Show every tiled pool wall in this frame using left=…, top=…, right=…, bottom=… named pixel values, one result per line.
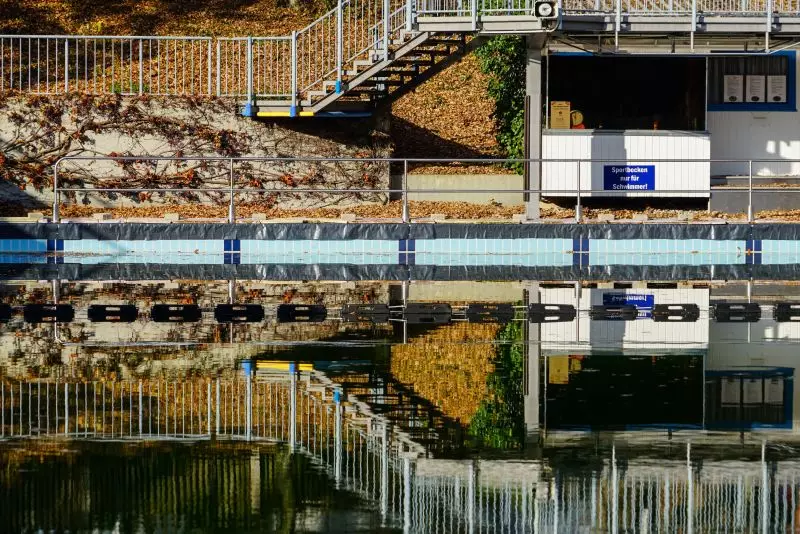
left=0, top=222, right=797, bottom=280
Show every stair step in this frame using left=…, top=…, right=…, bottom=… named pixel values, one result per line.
left=361, top=79, right=405, bottom=87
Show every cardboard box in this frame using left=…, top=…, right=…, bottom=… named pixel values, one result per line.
left=550, top=101, right=571, bottom=129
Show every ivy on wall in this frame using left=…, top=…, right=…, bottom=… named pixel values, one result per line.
left=475, top=35, right=527, bottom=174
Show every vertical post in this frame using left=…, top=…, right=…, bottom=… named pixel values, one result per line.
left=246, top=373, right=252, bottom=441
left=334, top=389, right=343, bottom=485
left=575, top=161, right=582, bottom=223
left=381, top=422, right=390, bottom=519
left=748, top=160, right=754, bottom=223
left=612, top=443, right=618, bottom=534
left=289, top=368, right=297, bottom=450
left=615, top=0, right=621, bottom=49
left=690, top=0, right=696, bottom=50
left=766, top=0, right=772, bottom=51
left=290, top=31, right=298, bottom=117
left=64, top=39, right=69, bottom=93
left=687, top=441, right=694, bottom=534
left=215, top=379, right=220, bottom=435
left=525, top=38, right=543, bottom=220
left=403, top=457, right=412, bottom=534
left=207, top=39, right=213, bottom=96
left=215, top=40, right=221, bottom=96
left=467, top=461, right=476, bottom=534
left=138, top=380, right=143, bottom=435
left=64, top=382, right=69, bottom=436
left=207, top=380, right=212, bottom=436
left=229, top=158, right=235, bottom=223
left=138, top=39, right=143, bottom=94
left=52, top=163, right=59, bottom=223
left=761, top=440, right=768, bottom=534
left=383, top=0, right=391, bottom=61
left=402, top=160, right=410, bottom=223
left=246, top=36, right=254, bottom=114
left=336, top=0, right=344, bottom=92
left=406, top=0, right=414, bottom=31
left=471, top=0, right=478, bottom=29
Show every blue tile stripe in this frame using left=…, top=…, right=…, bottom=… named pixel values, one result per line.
left=399, top=239, right=416, bottom=265
left=746, top=239, right=763, bottom=265
left=572, top=238, right=589, bottom=267
left=224, top=239, right=241, bottom=264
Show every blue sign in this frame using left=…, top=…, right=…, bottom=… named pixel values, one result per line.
left=603, top=165, right=655, bottom=191
left=602, top=293, right=654, bottom=319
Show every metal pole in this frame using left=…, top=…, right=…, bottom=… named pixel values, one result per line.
left=402, top=159, right=410, bottom=223
left=246, top=374, right=252, bottom=441
left=246, top=36, right=254, bottom=106
left=575, top=161, right=582, bottom=223
left=334, top=389, right=342, bottom=485
left=471, top=0, right=478, bottom=30
left=290, top=31, right=298, bottom=117
left=687, top=441, right=694, bottom=534
left=207, top=39, right=213, bottom=96
left=289, top=369, right=297, bottom=450
left=383, top=0, right=391, bottom=61
left=207, top=380, right=212, bottom=436
left=467, top=461, right=476, bottom=534
left=403, top=457, right=412, bottom=534
left=64, top=39, right=69, bottom=93
left=612, top=443, right=618, bottom=534
left=138, top=380, right=142, bottom=435
left=64, top=382, right=68, bottom=436
left=215, top=379, right=220, bottom=435
left=761, top=441, right=768, bottom=534
left=381, top=422, right=389, bottom=519
left=52, top=162, right=59, bottom=223
left=406, top=0, right=414, bottom=31
left=748, top=160, right=754, bottom=223
left=138, top=39, right=143, bottom=94
left=336, top=0, right=344, bottom=92
left=229, top=158, right=235, bottom=223
left=215, top=40, right=221, bottom=96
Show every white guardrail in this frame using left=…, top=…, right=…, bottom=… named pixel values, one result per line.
left=0, top=0, right=796, bottom=106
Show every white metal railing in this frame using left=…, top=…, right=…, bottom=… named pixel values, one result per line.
left=50, top=155, right=800, bottom=224
left=0, top=35, right=213, bottom=95
left=3, top=0, right=800, bottom=106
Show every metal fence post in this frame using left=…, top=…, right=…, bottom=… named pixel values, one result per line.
left=336, top=0, right=344, bottom=92
left=471, top=0, right=478, bottom=29
left=289, top=369, right=297, bottom=450
left=207, top=40, right=213, bottom=96
left=52, top=162, right=60, bottom=223
left=229, top=158, right=235, bottom=223
left=64, top=39, right=69, bottom=93
left=291, top=31, right=298, bottom=117
left=138, top=39, right=144, bottom=94
left=383, top=0, right=391, bottom=61
left=575, top=161, right=582, bottom=223
left=748, top=160, right=754, bottom=223
left=246, top=36, right=254, bottom=106
left=406, top=0, right=414, bottom=31
left=215, top=40, right=221, bottom=96
left=402, top=160, right=410, bottom=223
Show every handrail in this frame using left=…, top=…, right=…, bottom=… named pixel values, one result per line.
left=50, top=155, right=800, bottom=224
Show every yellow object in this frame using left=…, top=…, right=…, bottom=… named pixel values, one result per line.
left=570, top=110, right=584, bottom=127
left=256, top=111, right=315, bottom=118
left=549, top=356, right=570, bottom=385
left=550, top=101, right=571, bottom=129
left=569, top=356, right=582, bottom=372
left=256, top=361, right=313, bottom=372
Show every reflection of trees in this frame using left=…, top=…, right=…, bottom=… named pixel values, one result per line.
left=468, top=321, right=525, bottom=450
left=0, top=441, right=370, bottom=533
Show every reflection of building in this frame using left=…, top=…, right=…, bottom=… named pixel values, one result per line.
left=527, top=283, right=800, bottom=433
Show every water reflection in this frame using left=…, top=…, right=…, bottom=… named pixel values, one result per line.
left=1, top=279, right=800, bottom=532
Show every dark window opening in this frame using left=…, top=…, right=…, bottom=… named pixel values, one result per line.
left=547, top=56, right=706, bottom=130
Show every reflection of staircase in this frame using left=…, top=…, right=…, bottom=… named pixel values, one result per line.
left=332, top=370, right=468, bottom=456
left=256, top=32, right=472, bottom=117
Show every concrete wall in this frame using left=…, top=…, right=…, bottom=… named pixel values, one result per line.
left=0, top=96, right=391, bottom=211
left=402, top=174, right=525, bottom=206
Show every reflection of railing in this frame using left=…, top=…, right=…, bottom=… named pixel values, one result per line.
left=0, top=374, right=416, bottom=519
left=52, top=155, right=800, bottom=223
